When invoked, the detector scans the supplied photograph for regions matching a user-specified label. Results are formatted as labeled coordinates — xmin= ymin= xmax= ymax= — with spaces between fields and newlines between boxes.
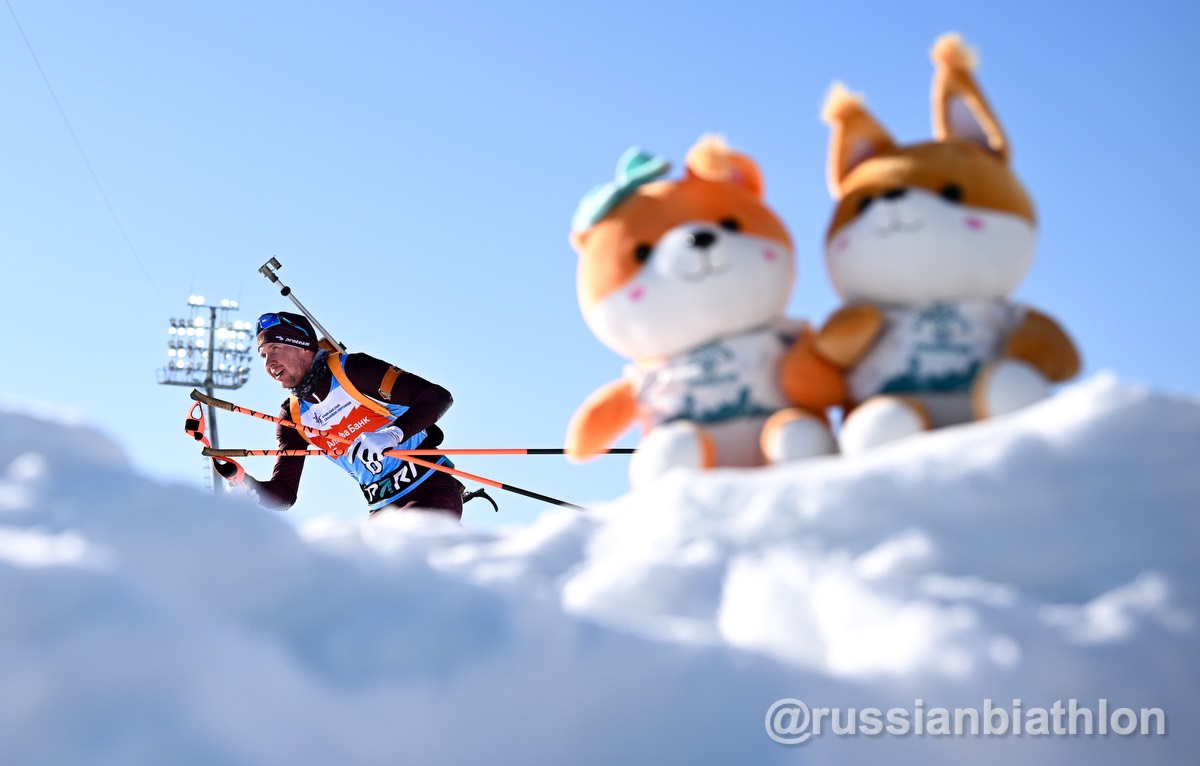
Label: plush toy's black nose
xmin=688 ymin=230 xmax=717 ymax=249
xmin=883 ymin=187 xmax=908 ymax=200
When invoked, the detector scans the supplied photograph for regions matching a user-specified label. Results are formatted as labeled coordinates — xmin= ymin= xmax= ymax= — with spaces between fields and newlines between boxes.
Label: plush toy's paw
xmin=629 ymin=421 xmax=715 ymax=488
xmin=761 ymin=408 xmax=836 ymax=462
xmin=973 ymin=358 xmax=1049 ymax=419
xmin=839 ymin=396 xmax=929 ymax=455
xmin=779 ymin=328 xmax=848 ymax=411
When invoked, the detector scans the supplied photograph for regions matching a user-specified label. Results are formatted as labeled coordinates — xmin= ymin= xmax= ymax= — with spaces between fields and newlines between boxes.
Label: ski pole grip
xmin=203 ymin=448 xmax=249 ymax=458
xmin=190 ymin=389 xmax=234 ymax=411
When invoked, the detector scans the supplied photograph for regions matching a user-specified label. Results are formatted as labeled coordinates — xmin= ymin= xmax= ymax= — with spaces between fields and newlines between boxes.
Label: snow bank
xmin=2 ymin=373 xmax=1197 ymax=764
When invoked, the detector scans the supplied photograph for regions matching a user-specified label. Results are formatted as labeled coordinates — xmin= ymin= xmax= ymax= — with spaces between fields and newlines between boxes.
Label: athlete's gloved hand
xmin=212 ymin=458 xmax=265 ymax=502
xmin=229 ymin=476 xmax=262 ymax=503
xmin=350 ymin=426 xmax=405 ymax=474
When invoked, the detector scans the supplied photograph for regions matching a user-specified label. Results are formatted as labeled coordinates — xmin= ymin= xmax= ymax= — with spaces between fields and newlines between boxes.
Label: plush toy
xmin=813 ymin=33 xmax=1081 ymax=454
xmin=566 ymin=136 xmax=844 ymax=486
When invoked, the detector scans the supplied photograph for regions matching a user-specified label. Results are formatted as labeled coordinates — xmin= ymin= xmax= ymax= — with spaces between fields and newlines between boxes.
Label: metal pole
xmin=203 ymin=306 xmax=222 ymax=494
xmin=160 ymin=297 xmax=253 ymax=496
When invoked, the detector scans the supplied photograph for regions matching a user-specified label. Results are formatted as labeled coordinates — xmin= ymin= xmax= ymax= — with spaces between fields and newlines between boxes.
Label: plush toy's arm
xmin=1004 ymin=307 xmax=1081 ymax=382
xmin=565 ymin=378 xmax=639 ymax=461
xmin=812 ymin=305 xmax=887 ymax=368
xmin=780 ymin=326 xmax=847 ymax=409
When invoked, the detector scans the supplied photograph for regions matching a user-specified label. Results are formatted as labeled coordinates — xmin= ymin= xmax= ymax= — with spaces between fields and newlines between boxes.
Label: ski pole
xmin=190 ymin=389 xmax=590 ymax=510
xmin=189 ymin=390 xmax=631 ymax=461
xmin=202 ymin=447 xmax=635 ymax=458
xmin=258 ymin=257 xmax=346 ymax=353
xmin=398 ymin=454 xmax=586 ymax=510
xmin=190 ymin=388 xmax=341 ymax=449
xmin=184 ymin=402 xmax=248 ymax=485
xmin=204 ymin=448 xmax=324 ymax=458
xmin=202 ymin=445 xmax=612 ymax=511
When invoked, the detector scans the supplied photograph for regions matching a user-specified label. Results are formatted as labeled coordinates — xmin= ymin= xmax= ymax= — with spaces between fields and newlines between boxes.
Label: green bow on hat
xmin=571 ymin=147 xmax=672 ymax=233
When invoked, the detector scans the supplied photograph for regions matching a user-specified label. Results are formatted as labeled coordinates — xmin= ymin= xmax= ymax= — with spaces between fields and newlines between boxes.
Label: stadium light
xmin=158 ymin=297 xmax=256 ymax=493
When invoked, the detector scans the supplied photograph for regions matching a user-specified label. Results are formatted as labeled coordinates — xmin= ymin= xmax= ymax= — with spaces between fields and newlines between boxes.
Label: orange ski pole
xmin=202 ymin=447 xmax=635 ymax=458
xmin=189 ymin=389 xmax=592 ymax=510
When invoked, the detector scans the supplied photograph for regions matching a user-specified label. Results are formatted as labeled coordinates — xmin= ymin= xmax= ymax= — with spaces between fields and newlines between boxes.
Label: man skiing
xmin=226 ymin=310 xmax=464 ymax=519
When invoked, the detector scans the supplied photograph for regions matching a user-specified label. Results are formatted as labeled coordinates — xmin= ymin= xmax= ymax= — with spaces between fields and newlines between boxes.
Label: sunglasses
xmin=256 ymin=312 xmax=312 ymax=336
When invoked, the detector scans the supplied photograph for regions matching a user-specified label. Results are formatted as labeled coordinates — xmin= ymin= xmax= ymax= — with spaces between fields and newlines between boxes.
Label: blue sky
xmin=3 ymin=0 xmax=1197 ymax=527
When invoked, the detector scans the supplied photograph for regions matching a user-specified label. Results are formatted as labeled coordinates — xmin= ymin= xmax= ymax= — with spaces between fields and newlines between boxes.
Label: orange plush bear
xmin=814 ymin=34 xmax=1081 ymax=454
xmin=566 ymin=136 xmax=844 ymax=486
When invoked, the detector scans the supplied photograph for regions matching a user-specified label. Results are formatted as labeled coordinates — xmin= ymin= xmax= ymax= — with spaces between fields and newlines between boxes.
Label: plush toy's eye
xmin=719 ymin=218 xmax=741 ymax=232
xmin=940 ymin=184 xmax=964 ymax=204
xmin=634 ymin=244 xmax=653 ymax=263
xmin=856 ymin=195 xmax=875 ymax=214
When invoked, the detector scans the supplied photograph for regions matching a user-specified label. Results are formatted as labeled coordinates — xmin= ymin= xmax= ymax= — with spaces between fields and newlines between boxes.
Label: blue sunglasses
xmin=256 ymin=312 xmax=311 ymax=336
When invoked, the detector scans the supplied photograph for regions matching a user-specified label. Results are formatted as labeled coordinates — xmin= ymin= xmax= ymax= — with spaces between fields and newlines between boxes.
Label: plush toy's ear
xmin=685 ymin=134 xmax=766 ymax=199
xmin=931 ymin=33 xmax=1010 ymax=163
xmin=821 ymin=82 xmax=896 ymax=198
xmin=570 ymin=228 xmax=589 ymax=255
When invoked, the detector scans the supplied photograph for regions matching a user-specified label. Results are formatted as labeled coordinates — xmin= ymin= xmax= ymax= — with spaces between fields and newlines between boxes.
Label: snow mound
xmin=2 ymin=373 xmax=1197 ymax=765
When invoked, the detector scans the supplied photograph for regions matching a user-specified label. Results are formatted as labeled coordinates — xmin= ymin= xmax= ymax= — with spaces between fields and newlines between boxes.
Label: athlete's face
xmin=259 ymin=342 xmax=316 ymax=389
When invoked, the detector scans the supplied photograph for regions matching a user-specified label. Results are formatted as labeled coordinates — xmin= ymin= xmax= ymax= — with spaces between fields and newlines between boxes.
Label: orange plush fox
xmin=566 ymin=136 xmax=843 ymax=486
xmin=814 ymin=34 xmax=1081 ymax=454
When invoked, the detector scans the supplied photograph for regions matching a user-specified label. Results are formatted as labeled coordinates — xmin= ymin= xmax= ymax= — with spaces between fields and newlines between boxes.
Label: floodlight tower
xmin=158 ymin=295 xmax=255 ymax=492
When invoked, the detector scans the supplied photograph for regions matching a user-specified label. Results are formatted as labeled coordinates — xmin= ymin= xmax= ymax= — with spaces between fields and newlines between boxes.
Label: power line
xmin=4 ymin=0 xmax=169 ymax=311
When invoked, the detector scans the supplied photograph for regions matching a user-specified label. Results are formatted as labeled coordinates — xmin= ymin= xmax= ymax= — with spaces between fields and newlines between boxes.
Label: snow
xmin=2 ymin=372 xmax=1198 ymax=764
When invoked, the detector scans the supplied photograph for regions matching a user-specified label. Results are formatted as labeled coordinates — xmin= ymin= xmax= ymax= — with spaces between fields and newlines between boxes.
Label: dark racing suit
xmin=250 ymin=351 xmax=463 ymax=519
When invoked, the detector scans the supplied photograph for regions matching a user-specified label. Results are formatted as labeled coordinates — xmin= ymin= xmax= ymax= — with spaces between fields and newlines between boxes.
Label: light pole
xmin=158 ymin=295 xmax=255 ymax=493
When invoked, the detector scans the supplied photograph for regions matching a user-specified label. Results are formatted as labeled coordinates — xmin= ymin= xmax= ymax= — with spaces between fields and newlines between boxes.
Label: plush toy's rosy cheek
xmin=965 ymin=215 xmax=985 ymax=231
xmin=629 ymin=285 xmax=647 ymax=302
xmin=832 ymin=234 xmax=851 ymax=253
xmin=762 ymin=247 xmax=779 ymax=262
